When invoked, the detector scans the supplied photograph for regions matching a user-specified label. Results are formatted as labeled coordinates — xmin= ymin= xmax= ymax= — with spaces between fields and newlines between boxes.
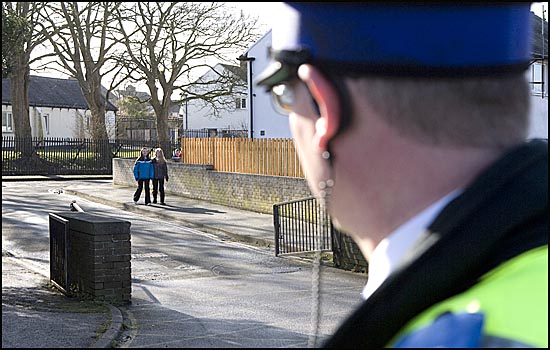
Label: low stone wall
xmin=334 ymin=233 xmax=369 ymax=273
xmin=113 ymin=158 xmax=368 ymax=272
xmin=113 ymin=158 xmax=312 ymax=214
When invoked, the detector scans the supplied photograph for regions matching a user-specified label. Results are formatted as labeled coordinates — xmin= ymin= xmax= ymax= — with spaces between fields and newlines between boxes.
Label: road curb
xmin=2 ymin=175 xmax=113 ymax=182
xmin=63 ymin=189 xmax=275 ymax=249
xmin=91 ymin=304 xmax=124 ymax=348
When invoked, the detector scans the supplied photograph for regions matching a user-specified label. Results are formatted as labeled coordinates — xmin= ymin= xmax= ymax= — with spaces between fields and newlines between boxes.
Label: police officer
xmin=256 ymin=3 xmax=548 ymax=348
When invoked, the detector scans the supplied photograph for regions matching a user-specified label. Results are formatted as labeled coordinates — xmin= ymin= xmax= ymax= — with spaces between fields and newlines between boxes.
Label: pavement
xmin=2 ymin=251 xmax=121 ymax=348
xmin=3 ymin=175 xmax=276 ymax=249
xmin=2 ymin=176 xmax=365 ymax=348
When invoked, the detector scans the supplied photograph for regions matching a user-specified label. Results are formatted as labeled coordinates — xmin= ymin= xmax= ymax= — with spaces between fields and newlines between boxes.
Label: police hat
xmin=256 ymin=2 xmax=533 ymax=88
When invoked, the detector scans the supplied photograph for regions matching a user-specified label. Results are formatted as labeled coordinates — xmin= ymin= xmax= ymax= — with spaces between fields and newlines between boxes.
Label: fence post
xmin=273 ymin=204 xmax=281 ymax=255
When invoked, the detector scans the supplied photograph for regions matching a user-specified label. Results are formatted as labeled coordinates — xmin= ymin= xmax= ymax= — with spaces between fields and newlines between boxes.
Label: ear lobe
xmin=298 ymin=65 xmax=341 ymax=151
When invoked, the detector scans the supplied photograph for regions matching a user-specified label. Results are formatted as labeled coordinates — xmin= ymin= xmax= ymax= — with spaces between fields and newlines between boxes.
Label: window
xmin=530 ymin=62 xmax=548 ymax=96
xmin=43 ymin=114 xmax=50 ymax=135
xmin=235 ymin=97 xmax=247 ymax=109
xmin=2 ymin=111 xmax=13 ymax=132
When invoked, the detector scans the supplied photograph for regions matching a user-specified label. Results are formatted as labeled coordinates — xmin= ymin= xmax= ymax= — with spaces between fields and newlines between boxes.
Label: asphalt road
xmin=2 ymin=180 xmax=367 ymax=348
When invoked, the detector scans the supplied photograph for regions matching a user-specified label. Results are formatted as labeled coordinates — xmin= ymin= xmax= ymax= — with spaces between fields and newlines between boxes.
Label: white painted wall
xmin=528 ymin=95 xmax=549 ymax=139
xmin=184 ymin=100 xmax=247 ymax=130
xmin=2 ymin=104 xmax=117 ymax=140
xmin=246 ymin=30 xmax=293 ymax=139
xmin=526 ymin=60 xmax=549 ymax=139
xmin=185 ymin=63 xmax=249 ymax=131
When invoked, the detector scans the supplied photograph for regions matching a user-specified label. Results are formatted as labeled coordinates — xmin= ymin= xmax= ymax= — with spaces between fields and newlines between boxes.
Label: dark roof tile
xmin=2 ymin=75 xmax=117 ymax=111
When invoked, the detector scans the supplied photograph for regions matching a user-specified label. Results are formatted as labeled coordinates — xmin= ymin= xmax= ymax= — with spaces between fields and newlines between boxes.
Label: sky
xmin=229 ymin=2 xmax=275 ymax=31
xmin=531 ymin=2 xmax=547 ymax=18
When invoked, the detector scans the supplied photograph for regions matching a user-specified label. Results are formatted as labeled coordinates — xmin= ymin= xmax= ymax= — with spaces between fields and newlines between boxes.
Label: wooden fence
xmin=180 ymin=138 xmax=305 ymax=178
xmin=1 ymin=136 xmax=305 ymax=178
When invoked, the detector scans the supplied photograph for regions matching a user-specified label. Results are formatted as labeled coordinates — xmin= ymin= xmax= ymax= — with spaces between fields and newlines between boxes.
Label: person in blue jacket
xmin=256 ymin=3 xmax=547 ymax=348
xmin=133 ymin=147 xmax=154 ymax=205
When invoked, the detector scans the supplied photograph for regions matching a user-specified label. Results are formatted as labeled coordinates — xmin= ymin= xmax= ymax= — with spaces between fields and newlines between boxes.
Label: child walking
xmin=151 ymin=147 xmax=169 ymax=205
xmin=133 ymin=147 xmax=154 ymax=205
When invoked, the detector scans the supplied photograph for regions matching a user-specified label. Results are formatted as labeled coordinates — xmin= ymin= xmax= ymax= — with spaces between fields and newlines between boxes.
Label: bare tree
xmin=114 ymin=2 xmax=260 ymax=155
xmin=3 ymin=2 xmax=52 ymax=157
xmin=37 ymin=2 xmax=128 ymax=141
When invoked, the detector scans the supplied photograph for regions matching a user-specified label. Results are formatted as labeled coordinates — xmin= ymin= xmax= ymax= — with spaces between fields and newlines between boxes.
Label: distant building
xmin=241 ymin=11 xmax=548 ymax=140
xmin=239 ymin=30 xmax=292 ymax=139
xmin=2 ymin=75 xmax=118 ymax=139
xmin=112 ymin=85 xmax=183 ymax=142
xmin=182 ymin=62 xmax=249 ymax=136
xmin=527 ymin=11 xmax=548 ymax=139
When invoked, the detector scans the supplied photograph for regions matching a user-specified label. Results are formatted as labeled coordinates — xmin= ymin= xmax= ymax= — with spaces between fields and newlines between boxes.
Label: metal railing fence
xmin=49 ymin=213 xmax=70 ymax=294
xmin=2 ymin=137 xmax=179 ymax=175
xmin=273 ymin=197 xmax=334 ymax=256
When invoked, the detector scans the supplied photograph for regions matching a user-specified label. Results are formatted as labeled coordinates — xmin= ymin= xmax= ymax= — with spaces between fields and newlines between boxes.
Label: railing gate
xmin=49 ymin=213 xmax=69 ymax=294
xmin=273 ymin=197 xmax=333 ymax=256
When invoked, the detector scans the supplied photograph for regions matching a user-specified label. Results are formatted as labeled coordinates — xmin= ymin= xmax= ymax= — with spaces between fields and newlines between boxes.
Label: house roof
xmin=114 ymin=87 xmax=151 ymax=102
xmin=531 ymin=12 xmax=548 ymax=60
xmin=190 ymin=62 xmax=247 ymax=88
xmin=220 ymin=63 xmax=247 ymax=82
xmin=168 ymin=103 xmax=181 ymax=115
xmin=2 ymin=75 xmax=118 ymax=111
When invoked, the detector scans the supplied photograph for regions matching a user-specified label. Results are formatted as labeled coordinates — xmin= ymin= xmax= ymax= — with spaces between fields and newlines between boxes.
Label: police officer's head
xmin=256 ymin=3 xmax=533 ymax=148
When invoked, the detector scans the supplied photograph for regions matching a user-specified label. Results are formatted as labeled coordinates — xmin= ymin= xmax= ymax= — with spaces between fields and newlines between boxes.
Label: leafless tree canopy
xmin=4 ymin=2 xmax=52 ymax=144
xmin=114 ymin=2 xmax=260 ymax=153
xmin=7 ymin=1 xmax=261 ymax=153
xmin=36 ymin=2 xmax=128 ymax=140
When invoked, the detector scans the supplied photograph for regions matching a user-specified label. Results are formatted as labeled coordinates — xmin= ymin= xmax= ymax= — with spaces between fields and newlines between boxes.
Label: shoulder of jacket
xmin=392 ymin=246 xmax=548 ymax=348
xmin=393 ymin=312 xmax=484 ymax=348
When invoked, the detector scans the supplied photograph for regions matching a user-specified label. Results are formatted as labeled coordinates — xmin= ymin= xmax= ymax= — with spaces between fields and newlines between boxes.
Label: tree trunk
xmin=81 ymin=70 xmax=109 ymax=141
xmin=10 ymin=53 xmax=33 ymax=156
xmin=151 ymin=99 xmax=172 ymax=158
xmin=79 ymin=70 xmax=111 ymax=165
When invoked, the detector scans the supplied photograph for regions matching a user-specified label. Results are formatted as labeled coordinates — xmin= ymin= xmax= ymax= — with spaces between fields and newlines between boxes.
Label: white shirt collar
xmin=361 ymin=189 xmax=462 ymax=300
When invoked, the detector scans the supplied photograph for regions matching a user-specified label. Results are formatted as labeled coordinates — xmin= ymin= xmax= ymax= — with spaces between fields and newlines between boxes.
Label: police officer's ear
xmin=298 ymin=64 xmax=341 ymax=152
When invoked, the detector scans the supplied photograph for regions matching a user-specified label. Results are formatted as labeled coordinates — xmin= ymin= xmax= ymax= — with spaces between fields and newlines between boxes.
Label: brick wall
xmin=53 ymin=212 xmax=132 ymax=304
xmin=114 ymin=158 xmax=312 ymax=214
xmin=113 ymin=158 xmax=368 ymax=272
xmin=334 ymin=233 xmax=369 ymax=273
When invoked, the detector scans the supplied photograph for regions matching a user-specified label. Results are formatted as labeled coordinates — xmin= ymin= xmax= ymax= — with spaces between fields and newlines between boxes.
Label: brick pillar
xmin=53 ymin=212 xmax=131 ymax=304
xmin=332 ymin=229 xmax=369 ymax=273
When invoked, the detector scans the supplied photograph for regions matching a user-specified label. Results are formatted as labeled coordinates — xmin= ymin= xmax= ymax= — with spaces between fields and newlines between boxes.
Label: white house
xmin=239 ymin=30 xmax=292 ymax=139
xmin=527 ymin=11 xmax=549 ymax=139
xmin=242 ymin=12 xmax=548 ymax=140
xmin=183 ymin=63 xmax=249 ymax=135
xmin=2 ymin=75 xmax=118 ymax=140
